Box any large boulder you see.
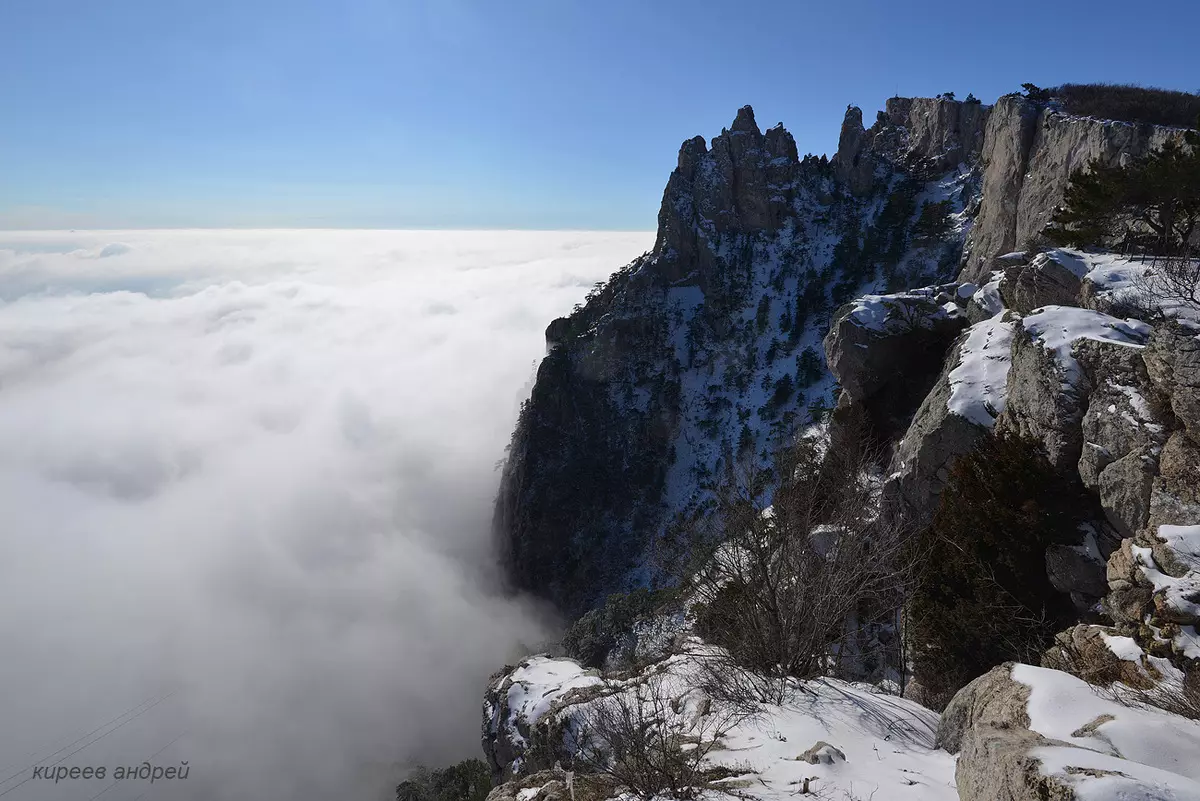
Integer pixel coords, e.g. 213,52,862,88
939,663,1200,800
824,288,969,444
996,306,1151,472
998,250,1087,314
885,314,1016,527
1075,338,1169,537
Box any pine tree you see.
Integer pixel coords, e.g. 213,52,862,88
1046,131,1200,254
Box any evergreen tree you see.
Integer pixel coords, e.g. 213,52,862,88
1046,130,1200,254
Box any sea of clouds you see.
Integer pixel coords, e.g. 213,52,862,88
0,229,653,801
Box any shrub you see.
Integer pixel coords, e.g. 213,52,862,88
1051,83,1200,129
396,760,491,801
562,588,679,670
573,672,748,800
908,434,1089,708
687,429,914,689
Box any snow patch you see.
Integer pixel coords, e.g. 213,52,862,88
1021,306,1151,387
946,315,1016,427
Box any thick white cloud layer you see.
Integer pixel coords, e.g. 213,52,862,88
0,230,653,801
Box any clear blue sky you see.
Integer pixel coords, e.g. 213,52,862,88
3,0,1198,230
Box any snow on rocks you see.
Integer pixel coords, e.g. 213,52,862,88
845,286,964,335
944,662,1200,801
1020,305,1152,389
946,314,1016,427
484,647,958,801
483,656,604,779
968,270,1005,321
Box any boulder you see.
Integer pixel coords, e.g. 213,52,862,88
824,289,968,444
940,663,1200,800
936,664,1030,754
998,250,1086,314
1041,624,1160,689
798,741,846,765
1045,537,1108,608
1142,321,1200,439
1075,338,1168,537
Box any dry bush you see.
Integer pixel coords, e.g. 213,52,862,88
1103,671,1200,722
571,672,750,800
1133,256,1200,315
684,427,916,693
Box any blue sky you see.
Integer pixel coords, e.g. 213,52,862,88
3,0,1198,230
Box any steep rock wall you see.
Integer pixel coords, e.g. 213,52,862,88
961,96,1185,283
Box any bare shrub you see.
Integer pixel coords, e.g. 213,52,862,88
1133,256,1200,315
684,425,916,692
1102,671,1200,722
571,671,750,800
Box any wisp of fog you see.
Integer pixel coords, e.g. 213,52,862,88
0,229,653,801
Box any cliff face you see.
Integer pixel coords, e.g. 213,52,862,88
961,96,1186,282
496,99,986,615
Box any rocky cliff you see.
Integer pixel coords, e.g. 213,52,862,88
496,99,985,615
961,95,1189,283
483,89,1200,801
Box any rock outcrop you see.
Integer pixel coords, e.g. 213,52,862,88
939,663,1200,801
497,97,991,614
823,287,969,445
961,95,1187,283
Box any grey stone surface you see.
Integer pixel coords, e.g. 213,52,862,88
999,251,1085,314
1143,322,1200,439
995,319,1086,471
883,327,991,529
961,96,1186,283
936,664,1031,754
1075,338,1167,537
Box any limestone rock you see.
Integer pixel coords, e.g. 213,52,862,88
1143,321,1200,439
1045,538,1108,606
955,725,1078,801
998,250,1086,314
1075,338,1168,537
832,105,876,196
884,316,1014,528
1148,431,1200,530
798,741,846,765
823,289,968,443
936,664,1030,754
961,96,1186,283
884,96,990,170
1041,624,1159,688
995,318,1086,471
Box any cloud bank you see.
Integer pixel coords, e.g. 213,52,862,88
0,229,653,800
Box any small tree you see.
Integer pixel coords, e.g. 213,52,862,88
1021,83,1052,103
908,434,1090,708
1046,131,1200,256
